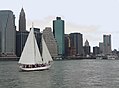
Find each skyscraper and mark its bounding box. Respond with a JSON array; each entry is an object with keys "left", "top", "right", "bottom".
[
  {"left": 83, "top": 40, "right": 90, "bottom": 56},
  {"left": 99, "top": 42, "right": 104, "bottom": 54},
  {"left": 103, "top": 35, "right": 112, "bottom": 55},
  {"left": 53, "top": 17, "right": 65, "bottom": 56},
  {"left": 93, "top": 46, "right": 100, "bottom": 56},
  {"left": 16, "top": 8, "right": 28, "bottom": 57},
  {"left": 0, "top": 10, "right": 16, "bottom": 57},
  {"left": 65, "top": 34, "right": 70, "bottom": 56},
  {"left": 33, "top": 28, "right": 41, "bottom": 51},
  {"left": 70, "top": 33, "right": 83, "bottom": 56},
  {"left": 16, "top": 31, "right": 29, "bottom": 57},
  {"left": 43, "top": 27, "right": 58, "bottom": 58},
  {"left": 19, "top": 8, "right": 26, "bottom": 32}
]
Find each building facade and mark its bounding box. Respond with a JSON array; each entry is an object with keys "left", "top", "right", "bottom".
[
  {"left": 32, "top": 28, "right": 41, "bottom": 51},
  {"left": 99, "top": 42, "right": 104, "bottom": 54},
  {"left": 0, "top": 10, "right": 16, "bottom": 57},
  {"left": 83, "top": 40, "right": 90, "bottom": 56},
  {"left": 65, "top": 34, "right": 70, "bottom": 56},
  {"left": 19, "top": 8, "right": 26, "bottom": 32},
  {"left": 103, "top": 35, "right": 112, "bottom": 55},
  {"left": 43, "top": 27, "right": 58, "bottom": 58},
  {"left": 93, "top": 46, "right": 100, "bottom": 56},
  {"left": 53, "top": 17, "right": 65, "bottom": 56},
  {"left": 69, "top": 33, "right": 83, "bottom": 56},
  {"left": 16, "top": 31, "right": 29, "bottom": 57}
]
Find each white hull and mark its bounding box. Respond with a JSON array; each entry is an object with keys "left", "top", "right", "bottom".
[{"left": 19, "top": 65, "right": 51, "bottom": 71}]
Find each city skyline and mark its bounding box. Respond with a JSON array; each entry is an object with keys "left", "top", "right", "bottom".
[{"left": 0, "top": 0, "right": 119, "bottom": 50}]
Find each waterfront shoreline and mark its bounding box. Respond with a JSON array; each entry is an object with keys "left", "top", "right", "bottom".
[{"left": 0, "top": 57, "right": 19, "bottom": 61}]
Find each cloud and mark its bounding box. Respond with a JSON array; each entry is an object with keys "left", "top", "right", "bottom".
[
  {"left": 65, "top": 22, "right": 100, "bottom": 34},
  {"left": 26, "top": 16, "right": 55, "bottom": 31}
]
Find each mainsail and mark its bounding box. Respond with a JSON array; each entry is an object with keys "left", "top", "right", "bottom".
[{"left": 18, "top": 27, "right": 42, "bottom": 64}]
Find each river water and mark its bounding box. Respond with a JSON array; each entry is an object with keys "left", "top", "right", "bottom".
[{"left": 0, "top": 59, "right": 119, "bottom": 88}]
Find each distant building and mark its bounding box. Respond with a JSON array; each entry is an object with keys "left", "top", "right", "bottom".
[
  {"left": 93, "top": 46, "right": 100, "bottom": 56},
  {"left": 0, "top": 10, "right": 16, "bottom": 57},
  {"left": 19, "top": 8, "right": 26, "bottom": 32},
  {"left": 69, "top": 33, "right": 83, "bottom": 56},
  {"left": 43, "top": 27, "right": 58, "bottom": 58},
  {"left": 16, "top": 8, "right": 28, "bottom": 57},
  {"left": 83, "top": 40, "right": 90, "bottom": 56},
  {"left": 65, "top": 34, "right": 71, "bottom": 56},
  {"left": 99, "top": 42, "right": 104, "bottom": 54},
  {"left": 32, "top": 28, "right": 41, "bottom": 51},
  {"left": 103, "top": 35, "right": 112, "bottom": 55},
  {"left": 16, "top": 31, "right": 29, "bottom": 57},
  {"left": 53, "top": 17, "right": 65, "bottom": 56}
]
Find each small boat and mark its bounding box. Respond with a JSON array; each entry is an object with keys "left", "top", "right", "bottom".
[
  {"left": 107, "top": 54, "right": 118, "bottom": 60},
  {"left": 18, "top": 25, "right": 53, "bottom": 71},
  {"left": 96, "top": 54, "right": 105, "bottom": 60}
]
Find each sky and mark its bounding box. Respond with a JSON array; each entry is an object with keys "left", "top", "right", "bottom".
[{"left": 0, "top": 0, "right": 119, "bottom": 50}]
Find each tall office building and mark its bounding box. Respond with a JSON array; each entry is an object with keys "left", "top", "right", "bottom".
[
  {"left": 65, "top": 34, "right": 76, "bottom": 56},
  {"left": 93, "top": 46, "right": 100, "bottom": 56},
  {"left": 16, "top": 31, "right": 29, "bottom": 57},
  {"left": 99, "top": 42, "right": 104, "bottom": 54},
  {"left": 0, "top": 10, "right": 16, "bottom": 57},
  {"left": 19, "top": 8, "right": 26, "bottom": 32},
  {"left": 70, "top": 33, "right": 83, "bottom": 56},
  {"left": 103, "top": 35, "right": 112, "bottom": 55},
  {"left": 83, "top": 40, "right": 90, "bottom": 56},
  {"left": 43, "top": 27, "right": 58, "bottom": 58},
  {"left": 33, "top": 28, "right": 41, "bottom": 51},
  {"left": 65, "top": 34, "right": 70, "bottom": 56},
  {"left": 53, "top": 17, "right": 65, "bottom": 56}
]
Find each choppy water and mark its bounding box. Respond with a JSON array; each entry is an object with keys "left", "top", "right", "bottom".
[{"left": 0, "top": 59, "right": 119, "bottom": 88}]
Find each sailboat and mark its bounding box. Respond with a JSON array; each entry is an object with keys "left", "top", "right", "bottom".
[{"left": 18, "top": 26, "right": 53, "bottom": 71}]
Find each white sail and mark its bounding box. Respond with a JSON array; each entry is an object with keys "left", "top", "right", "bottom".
[
  {"left": 42, "top": 36, "right": 53, "bottom": 64},
  {"left": 34, "top": 36, "right": 43, "bottom": 64},
  {"left": 18, "top": 27, "right": 42, "bottom": 64}
]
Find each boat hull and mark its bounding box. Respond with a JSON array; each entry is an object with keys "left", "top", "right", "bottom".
[{"left": 19, "top": 65, "right": 51, "bottom": 71}]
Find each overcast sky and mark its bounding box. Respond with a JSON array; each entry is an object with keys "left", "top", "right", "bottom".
[{"left": 1, "top": 0, "right": 119, "bottom": 50}]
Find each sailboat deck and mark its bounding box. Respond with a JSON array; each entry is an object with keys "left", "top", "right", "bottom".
[{"left": 19, "top": 64, "right": 51, "bottom": 71}]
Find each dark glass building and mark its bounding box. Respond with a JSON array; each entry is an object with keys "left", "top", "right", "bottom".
[
  {"left": 53, "top": 17, "right": 65, "bottom": 56},
  {"left": 93, "top": 46, "right": 100, "bottom": 56},
  {"left": 65, "top": 34, "right": 70, "bottom": 56},
  {"left": 16, "top": 31, "right": 29, "bottom": 57},
  {"left": 33, "top": 28, "right": 41, "bottom": 51},
  {"left": 70, "top": 33, "right": 83, "bottom": 56}
]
